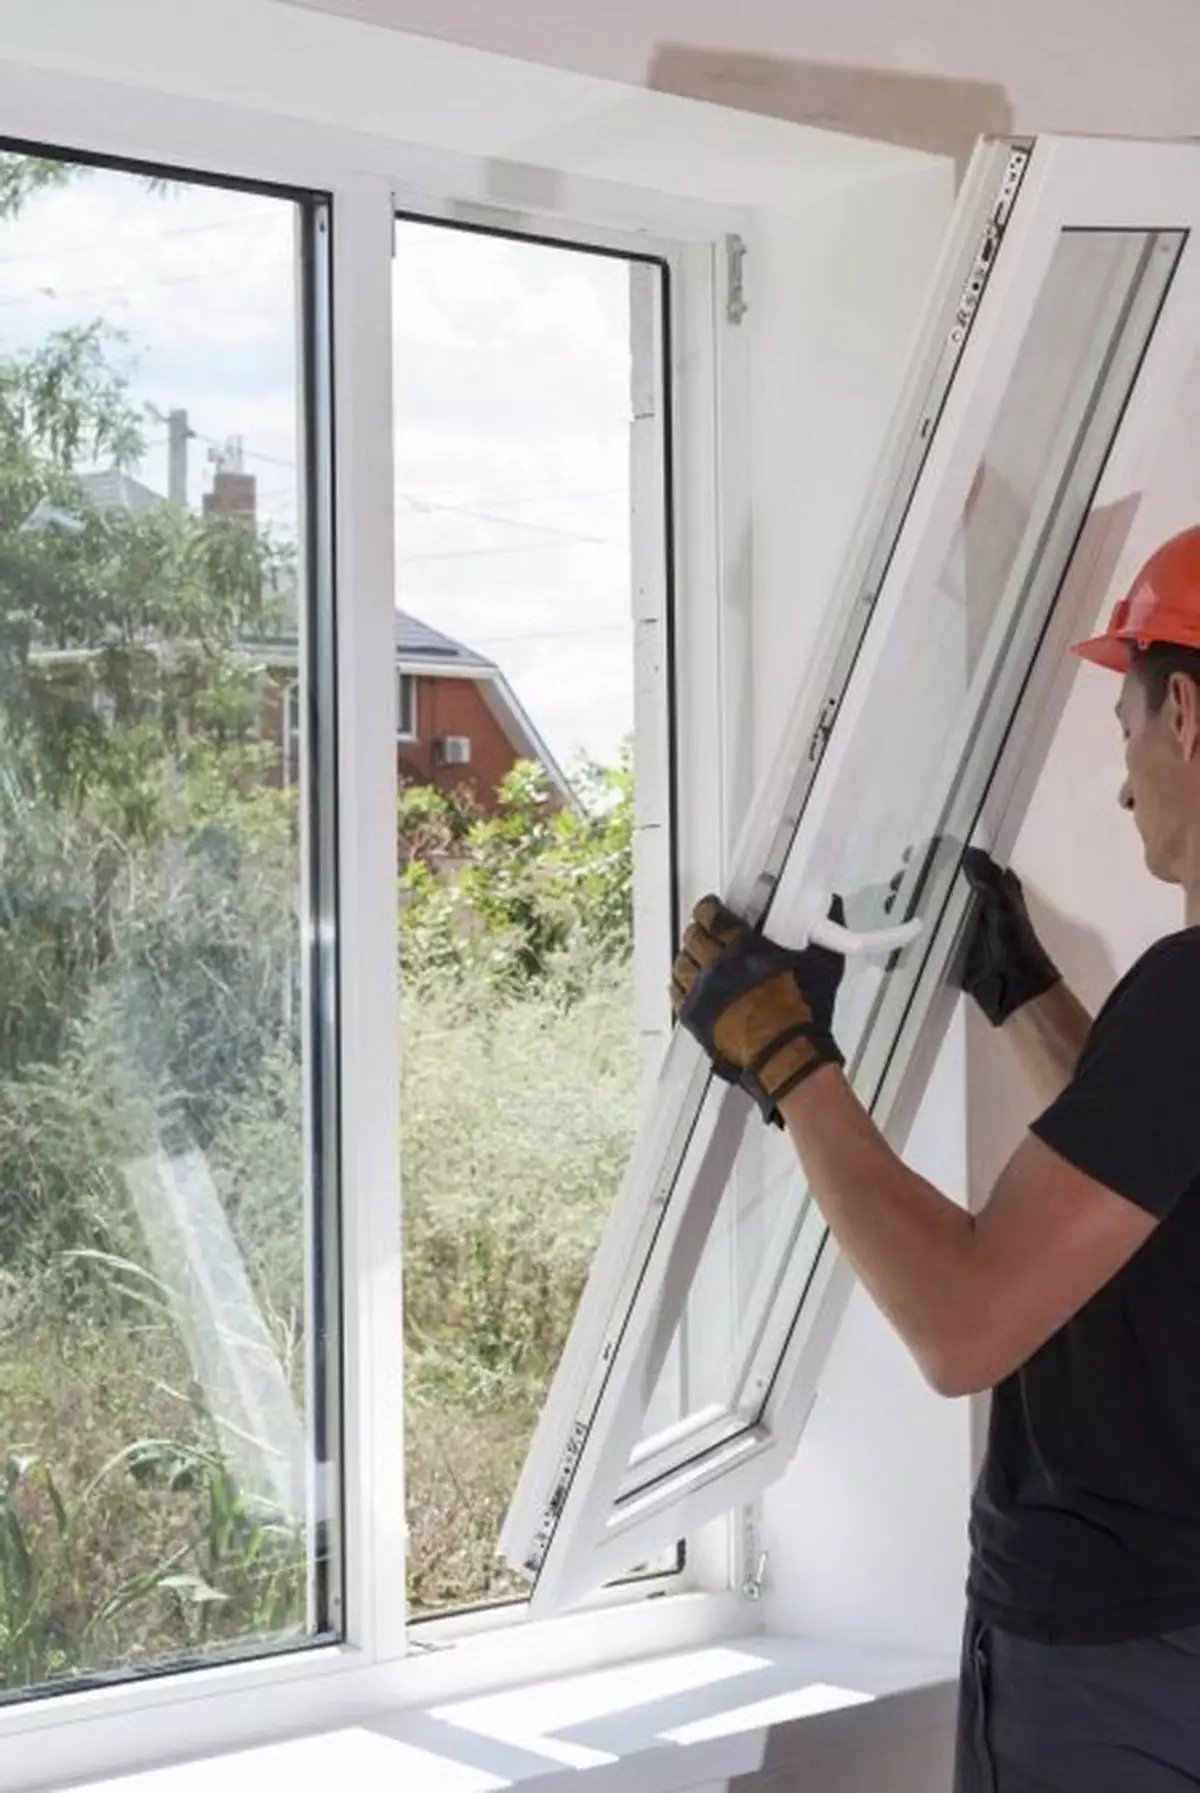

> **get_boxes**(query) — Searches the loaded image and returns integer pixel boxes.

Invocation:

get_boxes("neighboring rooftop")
[24,467,167,533]
[77,468,166,516]
[394,610,494,670]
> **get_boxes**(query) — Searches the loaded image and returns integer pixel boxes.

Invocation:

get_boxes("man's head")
[1118,644,1200,884]
[1074,527,1200,892]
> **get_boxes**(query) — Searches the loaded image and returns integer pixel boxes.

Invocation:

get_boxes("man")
[672,525,1200,1791]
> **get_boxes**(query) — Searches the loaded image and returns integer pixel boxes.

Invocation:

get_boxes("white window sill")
[73,1634,956,1793]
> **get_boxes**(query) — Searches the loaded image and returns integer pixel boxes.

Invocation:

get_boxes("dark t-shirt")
[969,927,1200,1645]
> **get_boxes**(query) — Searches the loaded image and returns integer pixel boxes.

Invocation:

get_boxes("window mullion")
[328,173,407,1664]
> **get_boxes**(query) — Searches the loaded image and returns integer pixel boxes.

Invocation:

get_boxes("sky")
[0,160,641,769]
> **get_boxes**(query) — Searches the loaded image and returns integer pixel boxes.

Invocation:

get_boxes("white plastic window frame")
[389,200,692,1634]
[0,54,746,1793]
[503,132,1200,1616]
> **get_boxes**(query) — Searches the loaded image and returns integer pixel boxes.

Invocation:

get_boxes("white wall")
[285,0,1200,152]
[760,1016,972,1665]
[968,346,1200,1194]
[0,0,932,209]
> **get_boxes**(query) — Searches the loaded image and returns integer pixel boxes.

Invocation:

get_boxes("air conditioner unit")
[437,735,472,766]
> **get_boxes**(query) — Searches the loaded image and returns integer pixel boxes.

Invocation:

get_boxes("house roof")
[77,468,166,515]
[391,614,571,803]
[24,467,167,534]
[394,610,494,671]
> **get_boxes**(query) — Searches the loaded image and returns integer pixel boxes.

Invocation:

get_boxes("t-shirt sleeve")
[1030,933,1200,1220]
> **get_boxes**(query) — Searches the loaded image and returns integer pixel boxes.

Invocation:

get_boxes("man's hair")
[1129,643,1200,714]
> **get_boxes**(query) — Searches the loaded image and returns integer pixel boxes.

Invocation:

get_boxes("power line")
[398,493,606,545]
[0,234,287,310]
[398,538,619,565]
[462,622,631,646]
[0,263,274,310]
[396,483,624,506]
[0,213,268,271]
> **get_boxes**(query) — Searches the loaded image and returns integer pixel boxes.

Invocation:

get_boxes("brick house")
[263,611,571,814]
[390,612,571,813]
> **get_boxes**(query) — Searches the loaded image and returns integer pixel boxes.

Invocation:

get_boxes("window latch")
[742,1548,769,1602]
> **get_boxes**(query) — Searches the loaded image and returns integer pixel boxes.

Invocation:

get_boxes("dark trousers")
[956,1607,1200,1790]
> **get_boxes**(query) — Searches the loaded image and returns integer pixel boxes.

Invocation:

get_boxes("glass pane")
[0,149,338,1697]
[627,226,1182,1495]
[393,221,673,1614]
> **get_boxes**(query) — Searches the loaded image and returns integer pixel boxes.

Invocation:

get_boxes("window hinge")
[725,234,748,326]
[739,1501,768,1601]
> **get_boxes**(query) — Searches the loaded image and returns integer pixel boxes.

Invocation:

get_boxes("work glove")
[670,895,846,1124]
[956,846,1061,1028]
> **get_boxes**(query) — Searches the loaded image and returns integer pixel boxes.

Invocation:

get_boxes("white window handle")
[792,886,924,959]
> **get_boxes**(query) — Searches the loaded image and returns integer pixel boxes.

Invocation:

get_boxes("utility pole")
[167,408,192,507]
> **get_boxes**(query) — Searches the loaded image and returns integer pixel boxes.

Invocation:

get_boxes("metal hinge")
[739,1501,768,1601]
[525,1417,590,1574]
[725,234,748,326]
[948,145,1030,350]
[809,696,839,763]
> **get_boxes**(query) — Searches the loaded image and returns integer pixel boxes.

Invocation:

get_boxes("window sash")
[503,132,1200,1614]
[0,136,345,1686]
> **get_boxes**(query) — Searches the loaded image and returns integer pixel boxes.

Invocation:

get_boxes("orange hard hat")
[1073,525,1200,673]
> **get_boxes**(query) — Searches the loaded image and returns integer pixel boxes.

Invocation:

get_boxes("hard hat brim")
[1071,631,1134,673]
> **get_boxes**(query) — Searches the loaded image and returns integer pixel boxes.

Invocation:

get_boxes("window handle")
[793,887,924,959]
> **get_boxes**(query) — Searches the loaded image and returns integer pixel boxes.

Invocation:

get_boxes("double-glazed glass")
[627,227,1183,1494]
[392,217,675,1615]
[0,146,340,1697]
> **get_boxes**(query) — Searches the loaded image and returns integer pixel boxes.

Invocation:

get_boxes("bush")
[401,959,638,1612]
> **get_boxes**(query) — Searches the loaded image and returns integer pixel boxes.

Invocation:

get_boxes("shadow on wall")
[647,46,1013,176]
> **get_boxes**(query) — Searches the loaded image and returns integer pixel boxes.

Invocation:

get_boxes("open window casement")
[502,132,1200,1614]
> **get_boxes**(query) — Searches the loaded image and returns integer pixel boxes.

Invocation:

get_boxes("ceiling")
[282,0,1200,165]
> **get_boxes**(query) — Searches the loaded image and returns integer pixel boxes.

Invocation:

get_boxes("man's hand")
[956,847,1061,1027]
[670,895,845,1123]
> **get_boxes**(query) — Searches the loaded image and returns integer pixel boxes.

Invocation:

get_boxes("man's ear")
[1168,671,1200,761]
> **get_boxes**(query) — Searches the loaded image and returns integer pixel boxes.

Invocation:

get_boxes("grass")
[0,965,637,1685]
[0,1303,309,1692]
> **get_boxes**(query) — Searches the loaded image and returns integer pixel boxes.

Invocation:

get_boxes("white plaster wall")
[0,0,932,206]
[759,1014,972,1663]
[286,0,1200,153]
[968,347,1200,1193]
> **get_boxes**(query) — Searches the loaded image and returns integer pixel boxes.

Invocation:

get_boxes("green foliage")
[0,320,292,841]
[399,749,634,996]
[401,962,636,1611]
[0,1435,306,1693]
[0,153,76,224]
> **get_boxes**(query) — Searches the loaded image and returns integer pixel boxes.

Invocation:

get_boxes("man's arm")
[777,1067,1155,1396]
[998,980,1093,1107]
[673,892,1196,1402]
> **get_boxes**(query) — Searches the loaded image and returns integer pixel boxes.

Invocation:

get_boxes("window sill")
[49,1632,956,1793]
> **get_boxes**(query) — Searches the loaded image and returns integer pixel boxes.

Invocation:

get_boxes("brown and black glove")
[670,895,846,1124]
[955,847,1061,1028]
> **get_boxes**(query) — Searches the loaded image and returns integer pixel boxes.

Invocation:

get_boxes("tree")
[398,751,634,996]
[0,325,291,842]
[0,153,76,222]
